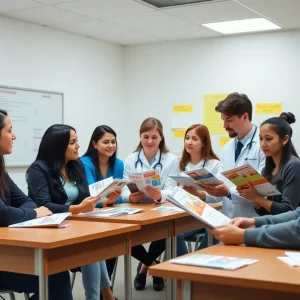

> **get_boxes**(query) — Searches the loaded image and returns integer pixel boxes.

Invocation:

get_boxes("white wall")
[0,16,126,191]
[124,30,300,157]
[2,16,300,191]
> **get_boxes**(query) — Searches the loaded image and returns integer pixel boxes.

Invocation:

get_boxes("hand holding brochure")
[89,177,130,198]
[170,168,222,190]
[221,164,280,197]
[168,187,230,229]
[127,170,161,201]
[79,207,144,218]
[9,213,71,228]
[170,254,258,270]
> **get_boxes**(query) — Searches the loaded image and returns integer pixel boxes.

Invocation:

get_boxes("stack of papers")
[278,252,300,266]
[168,186,230,229]
[79,207,144,218]
[171,254,258,270]
[151,206,184,212]
[9,213,71,228]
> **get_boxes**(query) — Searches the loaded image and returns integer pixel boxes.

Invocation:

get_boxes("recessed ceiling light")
[202,18,281,35]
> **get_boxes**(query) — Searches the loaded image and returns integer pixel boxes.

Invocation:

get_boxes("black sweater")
[0,173,36,226]
[27,160,90,213]
[255,157,300,215]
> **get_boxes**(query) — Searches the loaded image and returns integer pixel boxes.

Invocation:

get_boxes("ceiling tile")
[165,0,259,25]
[2,6,90,27]
[61,19,162,44]
[236,0,300,28]
[54,0,155,21]
[109,10,198,39]
[0,0,43,12]
[158,24,221,40]
[33,0,78,4]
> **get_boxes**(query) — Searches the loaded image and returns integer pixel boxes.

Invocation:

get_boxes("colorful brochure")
[89,177,130,198]
[221,164,281,197]
[170,254,258,270]
[127,170,161,202]
[170,168,222,190]
[168,186,230,229]
[79,207,144,218]
[9,213,71,228]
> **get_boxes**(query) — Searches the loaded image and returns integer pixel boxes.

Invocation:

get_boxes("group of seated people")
[0,92,300,300]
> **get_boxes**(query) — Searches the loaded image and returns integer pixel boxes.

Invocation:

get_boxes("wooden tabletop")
[0,220,140,249]
[149,244,300,294]
[69,202,222,226]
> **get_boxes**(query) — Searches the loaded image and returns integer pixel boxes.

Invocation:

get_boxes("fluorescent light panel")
[202,18,281,34]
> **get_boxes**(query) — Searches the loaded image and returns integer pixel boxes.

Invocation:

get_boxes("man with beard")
[200,93,265,218]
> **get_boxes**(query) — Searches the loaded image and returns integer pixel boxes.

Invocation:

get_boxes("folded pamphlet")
[170,168,222,190]
[127,170,161,202]
[79,207,144,218]
[168,186,230,229]
[9,212,71,228]
[221,164,280,197]
[89,177,130,198]
[170,253,258,270]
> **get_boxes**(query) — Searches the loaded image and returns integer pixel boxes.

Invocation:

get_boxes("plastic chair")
[0,291,30,300]
[185,232,205,252]
[71,257,119,289]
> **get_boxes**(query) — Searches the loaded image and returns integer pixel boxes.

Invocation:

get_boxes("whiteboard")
[0,85,63,167]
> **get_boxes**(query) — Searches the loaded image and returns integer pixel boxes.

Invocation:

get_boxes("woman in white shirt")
[177,124,221,256]
[123,117,178,291]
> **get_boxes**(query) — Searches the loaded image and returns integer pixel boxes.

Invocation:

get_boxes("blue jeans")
[0,271,73,300]
[81,260,111,300]
[177,228,219,257]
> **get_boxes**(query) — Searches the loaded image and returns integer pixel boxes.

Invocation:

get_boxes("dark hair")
[261,112,298,181]
[215,93,253,121]
[33,124,84,183]
[0,109,8,199]
[135,117,169,153]
[180,124,219,171]
[82,125,117,180]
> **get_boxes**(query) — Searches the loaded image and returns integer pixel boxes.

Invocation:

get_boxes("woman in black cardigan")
[0,110,73,300]
[27,124,116,300]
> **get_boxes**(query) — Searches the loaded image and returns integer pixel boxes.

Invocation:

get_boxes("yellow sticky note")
[172,129,186,138]
[256,103,282,114]
[203,94,228,134]
[219,136,231,147]
[173,105,193,113]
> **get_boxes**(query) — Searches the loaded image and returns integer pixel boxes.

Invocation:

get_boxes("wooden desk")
[149,245,300,300]
[0,220,140,300]
[70,202,222,300]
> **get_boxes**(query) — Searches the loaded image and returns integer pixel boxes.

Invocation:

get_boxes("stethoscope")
[237,125,257,161]
[135,150,163,170]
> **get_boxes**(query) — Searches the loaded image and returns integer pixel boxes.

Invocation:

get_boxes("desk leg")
[171,235,177,300]
[166,221,172,300]
[207,231,213,247]
[124,237,132,300]
[35,249,48,300]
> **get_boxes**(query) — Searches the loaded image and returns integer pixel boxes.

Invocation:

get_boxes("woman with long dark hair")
[0,110,73,300]
[237,112,300,215]
[81,125,123,295]
[27,124,115,300]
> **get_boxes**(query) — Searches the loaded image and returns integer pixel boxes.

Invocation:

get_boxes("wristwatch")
[227,189,232,199]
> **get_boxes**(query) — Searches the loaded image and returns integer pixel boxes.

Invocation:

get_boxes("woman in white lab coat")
[176,124,221,256]
[123,117,178,291]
